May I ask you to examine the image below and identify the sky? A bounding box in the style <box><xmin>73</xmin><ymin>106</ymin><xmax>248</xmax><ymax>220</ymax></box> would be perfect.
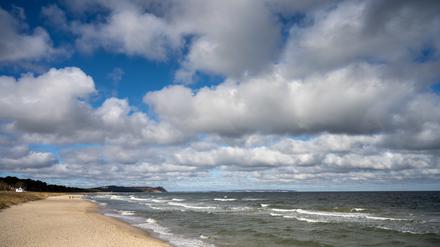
<box><xmin>0</xmin><ymin>0</ymin><xmax>440</xmax><ymax>191</ymax></box>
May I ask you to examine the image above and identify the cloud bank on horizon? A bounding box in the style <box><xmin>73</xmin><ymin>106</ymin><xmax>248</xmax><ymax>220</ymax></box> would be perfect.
<box><xmin>0</xmin><ymin>0</ymin><xmax>440</xmax><ymax>191</ymax></box>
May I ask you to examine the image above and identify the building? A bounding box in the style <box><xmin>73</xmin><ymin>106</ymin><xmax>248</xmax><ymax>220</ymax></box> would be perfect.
<box><xmin>15</xmin><ymin>187</ymin><xmax>24</xmax><ymax>192</ymax></box>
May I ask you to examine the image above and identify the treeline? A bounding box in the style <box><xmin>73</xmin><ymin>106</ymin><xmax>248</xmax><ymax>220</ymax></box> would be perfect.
<box><xmin>0</xmin><ymin>176</ymin><xmax>87</xmax><ymax>192</ymax></box>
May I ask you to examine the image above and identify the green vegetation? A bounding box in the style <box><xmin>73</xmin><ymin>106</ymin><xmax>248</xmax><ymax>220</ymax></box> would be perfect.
<box><xmin>0</xmin><ymin>176</ymin><xmax>87</xmax><ymax>193</ymax></box>
<box><xmin>0</xmin><ymin>176</ymin><xmax>167</xmax><ymax>194</ymax></box>
<box><xmin>0</xmin><ymin>191</ymin><xmax>64</xmax><ymax>209</ymax></box>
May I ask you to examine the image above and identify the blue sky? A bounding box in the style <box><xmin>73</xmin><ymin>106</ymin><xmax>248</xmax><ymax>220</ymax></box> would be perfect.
<box><xmin>0</xmin><ymin>0</ymin><xmax>440</xmax><ymax>191</ymax></box>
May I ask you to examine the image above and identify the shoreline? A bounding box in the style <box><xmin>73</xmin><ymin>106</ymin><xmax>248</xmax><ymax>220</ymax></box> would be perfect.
<box><xmin>0</xmin><ymin>195</ymin><xmax>170</xmax><ymax>247</ymax></box>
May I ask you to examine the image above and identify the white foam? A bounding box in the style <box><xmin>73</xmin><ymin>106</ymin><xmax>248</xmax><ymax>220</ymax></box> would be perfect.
<box><xmin>271</xmin><ymin>208</ymin><xmax>297</xmax><ymax>212</ymax></box>
<box><xmin>365</xmin><ymin>215</ymin><xmax>405</xmax><ymax>221</ymax></box>
<box><xmin>296</xmin><ymin>209</ymin><xmax>365</xmax><ymax>218</ymax></box>
<box><xmin>374</xmin><ymin>225</ymin><xmax>418</xmax><ymax>234</ymax></box>
<box><xmin>137</xmin><ymin>218</ymin><xmax>172</xmax><ymax>236</ymax></box>
<box><xmin>168</xmin><ymin>202</ymin><xmax>216</xmax><ymax>210</ymax></box>
<box><xmin>200</xmin><ymin>234</ymin><xmax>209</xmax><ymax>239</ymax></box>
<box><xmin>129</xmin><ymin>196</ymin><xmax>149</xmax><ymax>201</ymax></box>
<box><xmin>119</xmin><ymin>210</ymin><xmax>135</xmax><ymax>216</ymax></box>
<box><xmin>230</xmin><ymin>206</ymin><xmax>252</xmax><ymax>211</ymax></box>
<box><xmin>136</xmin><ymin>218</ymin><xmax>215</xmax><ymax>247</ymax></box>
<box><xmin>270</xmin><ymin>213</ymin><xmax>283</xmax><ymax>217</ymax></box>
<box><xmin>283</xmin><ymin>216</ymin><xmax>326</xmax><ymax>223</ymax></box>
<box><xmin>146</xmin><ymin>218</ymin><xmax>157</xmax><ymax>224</ymax></box>
<box><xmin>351</xmin><ymin>208</ymin><xmax>366</xmax><ymax>212</ymax></box>
<box><xmin>172</xmin><ymin>198</ymin><xmax>185</xmax><ymax>202</ymax></box>
<box><xmin>260</xmin><ymin>204</ymin><xmax>269</xmax><ymax>208</ymax></box>
<box><xmin>213</xmin><ymin>198</ymin><xmax>237</xmax><ymax>201</ymax></box>
<box><xmin>110</xmin><ymin>195</ymin><xmax>125</xmax><ymax>200</ymax></box>
<box><xmin>152</xmin><ymin>199</ymin><xmax>168</xmax><ymax>203</ymax></box>
<box><xmin>295</xmin><ymin>209</ymin><xmax>405</xmax><ymax>221</ymax></box>
<box><xmin>375</xmin><ymin>225</ymin><xmax>392</xmax><ymax>231</ymax></box>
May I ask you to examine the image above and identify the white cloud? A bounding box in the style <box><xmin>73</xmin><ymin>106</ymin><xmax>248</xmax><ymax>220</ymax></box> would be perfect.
<box><xmin>145</xmin><ymin>63</ymin><xmax>421</xmax><ymax>136</ymax></box>
<box><xmin>173</xmin><ymin>0</ymin><xmax>281</xmax><ymax>82</ymax></box>
<box><xmin>73</xmin><ymin>2</ymin><xmax>179</xmax><ymax>60</ymax></box>
<box><xmin>1</xmin><ymin>0</ymin><xmax>440</xmax><ymax>188</ymax></box>
<box><xmin>41</xmin><ymin>4</ymin><xmax>69</xmax><ymax>31</ymax></box>
<box><xmin>0</xmin><ymin>67</ymin><xmax>95</xmax><ymax>132</ymax></box>
<box><xmin>281</xmin><ymin>0</ymin><xmax>440</xmax><ymax>78</ymax></box>
<box><xmin>0</xmin><ymin>7</ymin><xmax>62</xmax><ymax>63</ymax></box>
<box><xmin>28</xmin><ymin>133</ymin><xmax>438</xmax><ymax>186</ymax></box>
<box><xmin>0</xmin><ymin>67</ymin><xmax>186</xmax><ymax>146</ymax></box>
<box><xmin>67</xmin><ymin>0</ymin><xmax>440</xmax><ymax>84</ymax></box>
<box><xmin>0</xmin><ymin>135</ymin><xmax>57</xmax><ymax>170</ymax></box>
<box><xmin>69</xmin><ymin>0</ymin><xmax>281</xmax><ymax>81</ymax></box>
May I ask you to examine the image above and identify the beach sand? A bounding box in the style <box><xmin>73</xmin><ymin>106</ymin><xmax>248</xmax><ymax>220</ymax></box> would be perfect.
<box><xmin>0</xmin><ymin>195</ymin><xmax>170</xmax><ymax>247</ymax></box>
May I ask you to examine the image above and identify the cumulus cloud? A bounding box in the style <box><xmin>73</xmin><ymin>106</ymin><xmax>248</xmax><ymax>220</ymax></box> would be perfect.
<box><xmin>0</xmin><ymin>67</ymin><xmax>95</xmax><ymax>133</ymax></box>
<box><xmin>172</xmin><ymin>0</ymin><xmax>281</xmax><ymax>82</ymax></box>
<box><xmin>0</xmin><ymin>67</ymin><xmax>185</xmax><ymax>145</ymax></box>
<box><xmin>73</xmin><ymin>1</ymin><xmax>179</xmax><ymax>60</ymax></box>
<box><xmin>0</xmin><ymin>7</ymin><xmax>62</xmax><ymax>63</ymax></box>
<box><xmin>24</xmin><ymin>133</ymin><xmax>437</xmax><ymax>187</ymax></box>
<box><xmin>67</xmin><ymin>0</ymin><xmax>282</xmax><ymax>81</ymax></box>
<box><xmin>145</xmin><ymin>64</ymin><xmax>426</xmax><ymax>136</ymax></box>
<box><xmin>41</xmin><ymin>4</ymin><xmax>69</xmax><ymax>31</ymax></box>
<box><xmin>66</xmin><ymin>0</ymin><xmax>440</xmax><ymax>83</ymax></box>
<box><xmin>1</xmin><ymin>0</ymin><xmax>440</xmax><ymax>188</ymax></box>
<box><xmin>281</xmin><ymin>0</ymin><xmax>440</xmax><ymax>78</ymax></box>
<box><xmin>0</xmin><ymin>135</ymin><xmax>58</xmax><ymax>170</ymax></box>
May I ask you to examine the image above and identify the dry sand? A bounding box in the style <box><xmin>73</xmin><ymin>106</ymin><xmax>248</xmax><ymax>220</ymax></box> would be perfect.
<box><xmin>0</xmin><ymin>195</ymin><xmax>170</xmax><ymax>247</ymax></box>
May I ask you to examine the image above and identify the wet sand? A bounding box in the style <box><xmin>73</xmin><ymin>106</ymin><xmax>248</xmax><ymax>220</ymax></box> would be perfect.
<box><xmin>0</xmin><ymin>195</ymin><xmax>170</xmax><ymax>247</ymax></box>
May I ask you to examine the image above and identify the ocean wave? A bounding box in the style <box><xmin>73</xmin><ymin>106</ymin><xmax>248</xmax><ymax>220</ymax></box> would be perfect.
<box><xmin>168</xmin><ymin>202</ymin><xmax>216</xmax><ymax>210</ymax></box>
<box><xmin>129</xmin><ymin>196</ymin><xmax>150</xmax><ymax>201</ymax></box>
<box><xmin>110</xmin><ymin>195</ymin><xmax>126</xmax><ymax>200</ymax></box>
<box><xmin>296</xmin><ymin>209</ymin><xmax>364</xmax><ymax>218</ymax></box>
<box><xmin>270</xmin><ymin>211</ymin><xmax>326</xmax><ymax>223</ymax></box>
<box><xmin>282</xmin><ymin>215</ymin><xmax>327</xmax><ymax>223</ymax></box>
<box><xmin>213</xmin><ymin>198</ymin><xmax>237</xmax><ymax>201</ymax></box>
<box><xmin>271</xmin><ymin>208</ymin><xmax>297</xmax><ymax>212</ymax></box>
<box><xmin>270</xmin><ymin>213</ymin><xmax>283</xmax><ymax>217</ymax></box>
<box><xmin>373</xmin><ymin>225</ymin><xmax>420</xmax><ymax>235</ymax></box>
<box><xmin>270</xmin><ymin>208</ymin><xmax>406</xmax><ymax>223</ymax></box>
<box><xmin>260</xmin><ymin>204</ymin><xmax>269</xmax><ymax>208</ymax></box>
<box><xmin>152</xmin><ymin>199</ymin><xmax>169</xmax><ymax>203</ymax></box>
<box><xmin>241</xmin><ymin>198</ymin><xmax>264</xmax><ymax>201</ymax></box>
<box><xmin>172</xmin><ymin>198</ymin><xmax>185</xmax><ymax>202</ymax></box>
<box><xmin>351</xmin><ymin>208</ymin><xmax>366</xmax><ymax>212</ymax></box>
<box><xmin>296</xmin><ymin>209</ymin><xmax>406</xmax><ymax>221</ymax></box>
<box><xmin>137</xmin><ymin>218</ymin><xmax>172</xmax><ymax>236</ymax></box>
<box><xmin>364</xmin><ymin>215</ymin><xmax>406</xmax><ymax>221</ymax></box>
<box><xmin>230</xmin><ymin>206</ymin><xmax>253</xmax><ymax>211</ymax></box>
<box><xmin>136</xmin><ymin>218</ymin><xmax>215</xmax><ymax>247</ymax></box>
<box><xmin>118</xmin><ymin>210</ymin><xmax>135</xmax><ymax>216</ymax></box>
<box><xmin>145</xmin><ymin>203</ymin><xmax>164</xmax><ymax>210</ymax></box>
<box><xmin>146</xmin><ymin>218</ymin><xmax>157</xmax><ymax>224</ymax></box>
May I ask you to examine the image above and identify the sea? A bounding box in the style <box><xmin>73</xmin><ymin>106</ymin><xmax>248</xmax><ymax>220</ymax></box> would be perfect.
<box><xmin>87</xmin><ymin>191</ymin><xmax>440</xmax><ymax>247</ymax></box>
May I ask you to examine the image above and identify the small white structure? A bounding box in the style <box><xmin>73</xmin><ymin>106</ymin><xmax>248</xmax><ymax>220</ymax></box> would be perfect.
<box><xmin>15</xmin><ymin>187</ymin><xmax>24</xmax><ymax>192</ymax></box>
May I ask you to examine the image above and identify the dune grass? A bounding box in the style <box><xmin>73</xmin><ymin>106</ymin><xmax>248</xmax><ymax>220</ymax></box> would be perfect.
<box><xmin>0</xmin><ymin>191</ymin><xmax>65</xmax><ymax>210</ymax></box>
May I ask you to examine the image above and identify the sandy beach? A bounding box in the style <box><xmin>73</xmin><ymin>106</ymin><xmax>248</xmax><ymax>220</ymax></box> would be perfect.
<box><xmin>0</xmin><ymin>195</ymin><xmax>169</xmax><ymax>247</ymax></box>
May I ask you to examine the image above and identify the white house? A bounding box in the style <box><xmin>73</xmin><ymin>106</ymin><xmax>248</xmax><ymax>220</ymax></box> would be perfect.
<box><xmin>15</xmin><ymin>187</ymin><xmax>24</xmax><ymax>192</ymax></box>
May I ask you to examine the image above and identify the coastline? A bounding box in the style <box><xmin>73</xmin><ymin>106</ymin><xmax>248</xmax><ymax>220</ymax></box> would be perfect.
<box><xmin>0</xmin><ymin>195</ymin><xmax>170</xmax><ymax>247</ymax></box>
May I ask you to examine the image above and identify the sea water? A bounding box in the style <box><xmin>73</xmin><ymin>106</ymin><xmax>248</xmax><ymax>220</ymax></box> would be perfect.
<box><xmin>88</xmin><ymin>191</ymin><xmax>440</xmax><ymax>247</ymax></box>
